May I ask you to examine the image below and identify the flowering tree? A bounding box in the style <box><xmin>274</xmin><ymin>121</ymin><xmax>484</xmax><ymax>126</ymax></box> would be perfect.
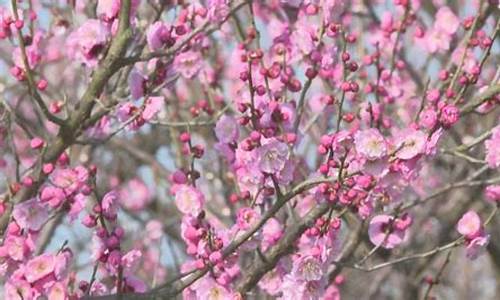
<box><xmin>0</xmin><ymin>0</ymin><xmax>499</xmax><ymax>299</ymax></box>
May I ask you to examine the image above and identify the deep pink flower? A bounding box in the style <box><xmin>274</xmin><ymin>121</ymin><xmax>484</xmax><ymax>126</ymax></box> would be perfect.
<box><xmin>439</xmin><ymin>104</ymin><xmax>460</xmax><ymax>127</ymax></box>
<box><xmin>175</xmin><ymin>185</ymin><xmax>205</xmax><ymax>216</ymax></box>
<box><xmin>485</xmin><ymin>185</ymin><xmax>500</xmax><ymax>203</ymax></box>
<box><xmin>12</xmin><ymin>199</ymin><xmax>49</xmax><ymax>231</ymax></box>
<box><xmin>354</xmin><ymin>128</ymin><xmax>387</xmax><ymax>160</ymax></box>
<box><xmin>368</xmin><ymin>214</ymin><xmax>407</xmax><ymax>249</ymax></box>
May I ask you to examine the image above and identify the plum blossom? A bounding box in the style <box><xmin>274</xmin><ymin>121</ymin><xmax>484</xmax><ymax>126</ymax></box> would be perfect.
<box><xmin>394</xmin><ymin>128</ymin><xmax>427</xmax><ymax>160</ymax></box>
<box><xmin>12</xmin><ymin>199</ymin><xmax>49</xmax><ymax>231</ymax></box>
<box><xmin>24</xmin><ymin>254</ymin><xmax>56</xmax><ymax>283</ymax></box>
<box><xmin>485</xmin><ymin>125</ymin><xmax>500</xmax><ymax>168</ymax></box>
<box><xmin>368</xmin><ymin>214</ymin><xmax>409</xmax><ymax>249</ymax></box>
<box><xmin>257</xmin><ymin>138</ymin><xmax>290</xmax><ymax>174</ymax></box>
<box><xmin>175</xmin><ymin>185</ymin><xmax>205</xmax><ymax>215</ymax></box>
<box><xmin>66</xmin><ymin>19</ymin><xmax>110</xmax><ymax>67</ymax></box>
<box><xmin>173</xmin><ymin>50</ymin><xmax>203</xmax><ymax>79</ymax></box>
<box><xmin>485</xmin><ymin>185</ymin><xmax>500</xmax><ymax>203</ymax></box>
<box><xmin>354</xmin><ymin>128</ymin><xmax>387</xmax><ymax>160</ymax></box>
<box><xmin>215</xmin><ymin>115</ymin><xmax>239</xmax><ymax>143</ymax></box>
<box><xmin>456</xmin><ymin>210</ymin><xmax>481</xmax><ymax>238</ymax></box>
<box><xmin>291</xmin><ymin>255</ymin><xmax>324</xmax><ymax>282</ymax></box>
<box><xmin>236</xmin><ymin>207</ymin><xmax>260</xmax><ymax>230</ymax></box>
<box><xmin>146</xmin><ymin>21</ymin><xmax>172</xmax><ymax>52</ymax></box>
<box><xmin>119</xmin><ymin>178</ymin><xmax>152</xmax><ymax>211</ymax></box>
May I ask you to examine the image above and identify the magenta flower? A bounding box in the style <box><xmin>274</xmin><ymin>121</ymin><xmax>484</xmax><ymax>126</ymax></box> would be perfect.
<box><xmin>12</xmin><ymin>199</ymin><xmax>49</xmax><ymax>231</ymax></box>
<box><xmin>257</xmin><ymin>138</ymin><xmax>290</xmax><ymax>174</ymax></box>
<box><xmin>354</xmin><ymin>128</ymin><xmax>387</xmax><ymax>160</ymax></box>
<box><xmin>368</xmin><ymin>214</ymin><xmax>407</xmax><ymax>249</ymax></box>
<box><xmin>175</xmin><ymin>185</ymin><xmax>205</xmax><ymax>216</ymax></box>
<box><xmin>439</xmin><ymin>104</ymin><xmax>460</xmax><ymax>128</ymax></box>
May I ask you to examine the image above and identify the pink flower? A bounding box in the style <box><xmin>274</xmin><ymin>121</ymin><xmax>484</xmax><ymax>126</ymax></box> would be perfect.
<box><xmin>434</xmin><ymin>7</ymin><xmax>460</xmax><ymax>35</ymax></box>
<box><xmin>394</xmin><ymin>128</ymin><xmax>427</xmax><ymax>160</ymax></box>
<box><xmin>48</xmin><ymin>282</ymin><xmax>67</xmax><ymax>300</ymax></box>
<box><xmin>25</xmin><ymin>254</ymin><xmax>56</xmax><ymax>283</ymax></box>
<box><xmin>424</xmin><ymin>28</ymin><xmax>452</xmax><ymax>53</ymax></box>
<box><xmin>119</xmin><ymin>178</ymin><xmax>152</xmax><ymax>211</ymax></box>
<box><xmin>122</xmin><ymin>249</ymin><xmax>142</xmax><ymax>271</ymax></box>
<box><xmin>257</xmin><ymin>138</ymin><xmax>290</xmax><ymax>174</ymax></box>
<box><xmin>439</xmin><ymin>104</ymin><xmax>460</xmax><ymax>127</ymax></box>
<box><xmin>291</xmin><ymin>255</ymin><xmax>324</xmax><ymax>282</ymax></box>
<box><xmin>146</xmin><ymin>21</ymin><xmax>172</xmax><ymax>52</ymax></box>
<box><xmin>465</xmin><ymin>234</ymin><xmax>490</xmax><ymax>260</ymax></box>
<box><xmin>419</xmin><ymin>109</ymin><xmax>438</xmax><ymax>129</ymax></box>
<box><xmin>51</xmin><ymin>166</ymin><xmax>89</xmax><ymax>195</ymax></box>
<box><xmin>207</xmin><ymin>0</ymin><xmax>230</xmax><ymax>22</ymax></box>
<box><xmin>129</xmin><ymin>68</ymin><xmax>147</xmax><ymax>100</ymax></box>
<box><xmin>456</xmin><ymin>210</ymin><xmax>481</xmax><ymax>238</ymax></box>
<box><xmin>195</xmin><ymin>277</ymin><xmax>232</xmax><ymax>300</ymax></box>
<box><xmin>368</xmin><ymin>214</ymin><xmax>407</xmax><ymax>249</ymax></box>
<box><xmin>236</xmin><ymin>207</ymin><xmax>260</xmax><ymax>230</ymax></box>
<box><xmin>102</xmin><ymin>190</ymin><xmax>119</xmax><ymax>219</ymax></box>
<box><xmin>485</xmin><ymin>125</ymin><xmax>500</xmax><ymax>168</ymax></box>
<box><xmin>485</xmin><ymin>185</ymin><xmax>500</xmax><ymax>203</ymax></box>
<box><xmin>12</xmin><ymin>199</ymin><xmax>49</xmax><ymax>231</ymax></box>
<box><xmin>142</xmin><ymin>96</ymin><xmax>164</xmax><ymax>121</ymax></box>
<box><xmin>354</xmin><ymin>128</ymin><xmax>387</xmax><ymax>160</ymax></box>
<box><xmin>30</xmin><ymin>137</ymin><xmax>44</xmax><ymax>149</ymax></box>
<box><xmin>66</xmin><ymin>19</ymin><xmax>110</xmax><ymax>67</ymax></box>
<box><xmin>215</xmin><ymin>115</ymin><xmax>239</xmax><ymax>143</ymax></box>
<box><xmin>96</xmin><ymin>0</ymin><xmax>120</xmax><ymax>21</ymax></box>
<box><xmin>175</xmin><ymin>185</ymin><xmax>205</xmax><ymax>215</ymax></box>
<box><xmin>173</xmin><ymin>50</ymin><xmax>202</xmax><ymax>79</ymax></box>
<box><xmin>40</xmin><ymin>186</ymin><xmax>66</xmax><ymax>208</ymax></box>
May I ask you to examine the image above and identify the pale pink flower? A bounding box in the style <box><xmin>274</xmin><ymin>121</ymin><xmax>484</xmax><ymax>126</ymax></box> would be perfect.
<box><xmin>119</xmin><ymin>178</ymin><xmax>152</xmax><ymax>211</ymax></box>
<box><xmin>215</xmin><ymin>115</ymin><xmax>239</xmax><ymax>143</ymax></box>
<box><xmin>368</xmin><ymin>214</ymin><xmax>407</xmax><ymax>249</ymax></box>
<box><xmin>173</xmin><ymin>50</ymin><xmax>202</xmax><ymax>79</ymax></box>
<box><xmin>12</xmin><ymin>199</ymin><xmax>49</xmax><ymax>231</ymax></box>
<box><xmin>485</xmin><ymin>125</ymin><xmax>500</xmax><ymax>168</ymax></box>
<box><xmin>48</xmin><ymin>282</ymin><xmax>67</xmax><ymax>300</ymax></box>
<box><xmin>97</xmin><ymin>0</ymin><xmax>120</xmax><ymax>21</ymax></box>
<box><xmin>102</xmin><ymin>190</ymin><xmax>119</xmax><ymax>219</ymax></box>
<box><xmin>142</xmin><ymin>96</ymin><xmax>164</xmax><ymax>121</ymax></box>
<box><xmin>434</xmin><ymin>7</ymin><xmax>460</xmax><ymax>35</ymax></box>
<box><xmin>466</xmin><ymin>234</ymin><xmax>490</xmax><ymax>260</ymax></box>
<box><xmin>257</xmin><ymin>138</ymin><xmax>290</xmax><ymax>174</ymax></box>
<box><xmin>66</xmin><ymin>19</ymin><xmax>110</xmax><ymax>67</ymax></box>
<box><xmin>394</xmin><ymin>128</ymin><xmax>427</xmax><ymax>160</ymax></box>
<box><xmin>195</xmin><ymin>277</ymin><xmax>232</xmax><ymax>300</ymax></box>
<box><xmin>291</xmin><ymin>255</ymin><xmax>324</xmax><ymax>282</ymax></box>
<box><xmin>456</xmin><ymin>210</ymin><xmax>481</xmax><ymax>238</ymax></box>
<box><xmin>354</xmin><ymin>128</ymin><xmax>387</xmax><ymax>160</ymax></box>
<box><xmin>175</xmin><ymin>185</ymin><xmax>205</xmax><ymax>215</ymax></box>
<box><xmin>25</xmin><ymin>254</ymin><xmax>56</xmax><ymax>283</ymax></box>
